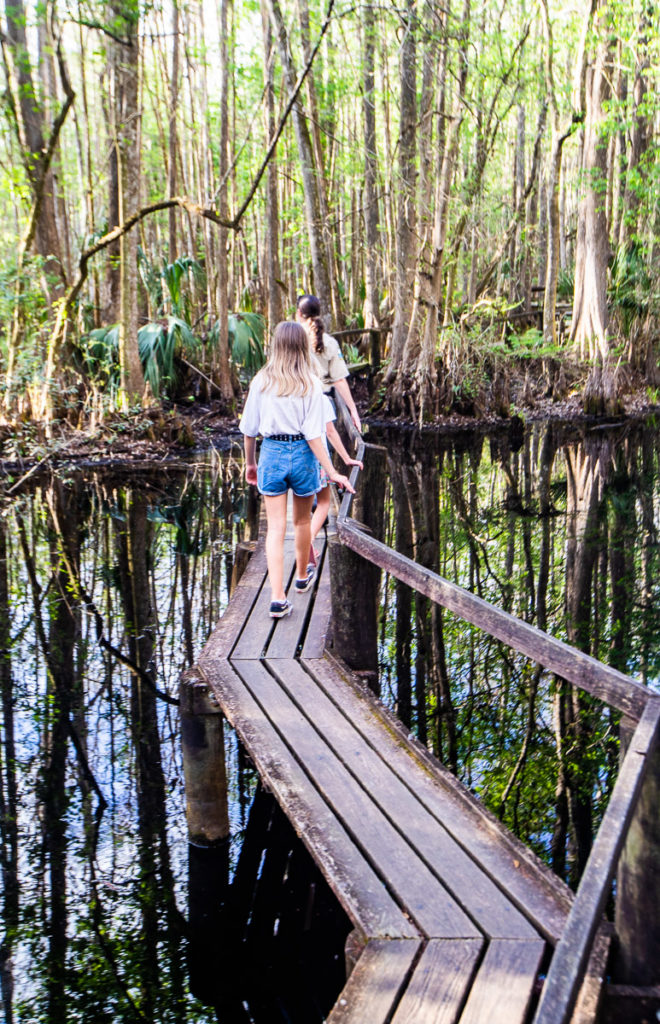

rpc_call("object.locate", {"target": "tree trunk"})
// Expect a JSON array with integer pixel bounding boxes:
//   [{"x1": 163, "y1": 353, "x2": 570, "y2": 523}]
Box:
[
  {"x1": 362, "y1": 2, "x2": 380, "y2": 332},
  {"x1": 113, "y1": 5, "x2": 149, "y2": 408},
  {"x1": 385, "y1": 0, "x2": 417, "y2": 380},
  {"x1": 298, "y1": 0, "x2": 341, "y2": 323},
  {"x1": 168, "y1": 0, "x2": 180, "y2": 260},
  {"x1": 213, "y1": 0, "x2": 237, "y2": 406},
  {"x1": 541, "y1": 0, "x2": 596, "y2": 353},
  {"x1": 2, "y1": 0, "x2": 66, "y2": 294},
  {"x1": 265, "y1": 0, "x2": 334, "y2": 320},
  {"x1": 261, "y1": 0, "x2": 283, "y2": 335},
  {"x1": 618, "y1": 6, "x2": 651, "y2": 247},
  {"x1": 571, "y1": 6, "x2": 613, "y2": 365}
]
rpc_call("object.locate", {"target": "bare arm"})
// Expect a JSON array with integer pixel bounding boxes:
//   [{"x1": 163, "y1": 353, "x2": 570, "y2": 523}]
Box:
[
  {"x1": 326, "y1": 421, "x2": 363, "y2": 469},
  {"x1": 332, "y1": 377, "x2": 361, "y2": 433},
  {"x1": 307, "y1": 436, "x2": 355, "y2": 493},
  {"x1": 244, "y1": 435, "x2": 258, "y2": 485}
]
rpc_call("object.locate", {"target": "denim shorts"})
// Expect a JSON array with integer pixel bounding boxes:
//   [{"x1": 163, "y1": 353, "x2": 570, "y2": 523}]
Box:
[{"x1": 257, "y1": 438, "x2": 321, "y2": 497}]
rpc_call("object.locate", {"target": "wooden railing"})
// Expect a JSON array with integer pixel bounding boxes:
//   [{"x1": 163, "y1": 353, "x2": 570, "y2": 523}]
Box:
[{"x1": 331, "y1": 388, "x2": 660, "y2": 1024}]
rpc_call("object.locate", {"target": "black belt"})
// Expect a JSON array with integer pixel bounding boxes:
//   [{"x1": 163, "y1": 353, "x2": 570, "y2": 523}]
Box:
[{"x1": 266, "y1": 433, "x2": 305, "y2": 442}]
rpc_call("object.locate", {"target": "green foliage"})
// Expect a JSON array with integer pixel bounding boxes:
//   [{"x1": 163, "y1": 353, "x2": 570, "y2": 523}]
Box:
[
  {"x1": 79, "y1": 323, "x2": 120, "y2": 397},
  {"x1": 209, "y1": 312, "x2": 266, "y2": 378},
  {"x1": 138, "y1": 251, "x2": 205, "y2": 321},
  {"x1": 140, "y1": 316, "x2": 200, "y2": 394},
  {"x1": 556, "y1": 267, "x2": 574, "y2": 301},
  {"x1": 161, "y1": 256, "x2": 205, "y2": 319},
  {"x1": 0, "y1": 255, "x2": 49, "y2": 370},
  {"x1": 609, "y1": 241, "x2": 657, "y2": 335},
  {"x1": 342, "y1": 341, "x2": 360, "y2": 364},
  {"x1": 79, "y1": 317, "x2": 201, "y2": 397}
]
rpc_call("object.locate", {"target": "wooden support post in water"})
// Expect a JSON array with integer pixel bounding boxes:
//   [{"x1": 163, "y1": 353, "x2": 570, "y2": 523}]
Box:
[
  {"x1": 329, "y1": 443, "x2": 387, "y2": 690},
  {"x1": 180, "y1": 667, "x2": 230, "y2": 845},
  {"x1": 230, "y1": 539, "x2": 256, "y2": 595},
  {"x1": 180, "y1": 667, "x2": 230, "y2": 1003},
  {"x1": 614, "y1": 713, "x2": 660, "y2": 986}
]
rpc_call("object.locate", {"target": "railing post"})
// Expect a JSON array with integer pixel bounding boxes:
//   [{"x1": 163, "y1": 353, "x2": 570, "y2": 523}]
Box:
[
  {"x1": 180, "y1": 668, "x2": 230, "y2": 1002},
  {"x1": 614, "y1": 713, "x2": 660, "y2": 986},
  {"x1": 329, "y1": 443, "x2": 387, "y2": 692},
  {"x1": 369, "y1": 328, "x2": 381, "y2": 372}
]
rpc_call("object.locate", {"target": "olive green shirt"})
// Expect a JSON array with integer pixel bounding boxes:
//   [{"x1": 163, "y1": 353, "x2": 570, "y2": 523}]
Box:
[{"x1": 311, "y1": 333, "x2": 350, "y2": 389}]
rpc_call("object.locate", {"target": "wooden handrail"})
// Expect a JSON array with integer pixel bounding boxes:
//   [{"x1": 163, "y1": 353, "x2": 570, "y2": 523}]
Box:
[
  {"x1": 335, "y1": 520, "x2": 648, "y2": 721},
  {"x1": 332, "y1": 326, "x2": 390, "y2": 339},
  {"x1": 532, "y1": 698, "x2": 660, "y2": 1024}
]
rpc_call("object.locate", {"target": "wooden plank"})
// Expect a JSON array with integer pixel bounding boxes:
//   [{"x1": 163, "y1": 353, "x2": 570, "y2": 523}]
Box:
[
  {"x1": 234, "y1": 658, "x2": 480, "y2": 939},
  {"x1": 533, "y1": 699, "x2": 660, "y2": 1024},
  {"x1": 335, "y1": 520, "x2": 649, "y2": 721},
  {"x1": 271, "y1": 659, "x2": 538, "y2": 940},
  {"x1": 234, "y1": 536, "x2": 268, "y2": 583},
  {"x1": 459, "y1": 939, "x2": 546, "y2": 1024},
  {"x1": 301, "y1": 555, "x2": 332, "y2": 659},
  {"x1": 231, "y1": 541, "x2": 296, "y2": 659},
  {"x1": 199, "y1": 658, "x2": 418, "y2": 939},
  {"x1": 266, "y1": 539, "x2": 327, "y2": 660},
  {"x1": 327, "y1": 939, "x2": 420, "y2": 1024},
  {"x1": 197, "y1": 541, "x2": 268, "y2": 661},
  {"x1": 391, "y1": 939, "x2": 483, "y2": 1024},
  {"x1": 304, "y1": 654, "x2": 571, "y2": 943},
  {"x1": 199, "y1": 580, "x2": 264, "y2": 662}
]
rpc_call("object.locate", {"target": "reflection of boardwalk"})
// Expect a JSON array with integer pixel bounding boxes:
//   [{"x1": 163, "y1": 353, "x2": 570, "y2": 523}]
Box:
[{"x1": 197, "y1": 527, "x2": 600, "y2": 1023}]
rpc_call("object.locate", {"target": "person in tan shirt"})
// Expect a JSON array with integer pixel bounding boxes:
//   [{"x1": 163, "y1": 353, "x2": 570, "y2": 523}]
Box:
[{"x1": 295, "y1": 294, "x2": 362, "y2": 432}]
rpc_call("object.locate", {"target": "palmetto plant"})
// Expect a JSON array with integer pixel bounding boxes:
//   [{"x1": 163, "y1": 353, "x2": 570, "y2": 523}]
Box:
[
  {"x1": 208, "y1": 312, "x2": 266, "y2": 378},
  {"x1": 80, "y1": 251, "x2": 264, "y2": 399},
  {"x1": 609, "y1": 241, "x2": 656, "y2": 336},
  {"x1": 138, "y1": 250, "x2": 205, "y2": 321},
  {"x1": 138, "y1": 316, "x2": 200, "y2": 394},
  {"x1": 80, "y1": 317, "x2": 200, "y2": 397}
]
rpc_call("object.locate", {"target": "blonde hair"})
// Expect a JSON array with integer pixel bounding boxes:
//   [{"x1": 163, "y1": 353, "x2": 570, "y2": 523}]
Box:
[{"x1": 257, "y1": 321, "x2": 317, "y2": 396}]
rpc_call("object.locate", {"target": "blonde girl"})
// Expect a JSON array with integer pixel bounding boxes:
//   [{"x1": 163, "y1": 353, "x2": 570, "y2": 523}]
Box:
[{"x1": 240, "y1": 321, "x2": 354, "y2": 618}]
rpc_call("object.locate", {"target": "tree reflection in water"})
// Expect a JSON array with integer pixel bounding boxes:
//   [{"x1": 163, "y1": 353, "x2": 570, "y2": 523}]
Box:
[
  {"x1": 374, "y1": 419, "x2": 660, "y2": 887},
  {"x1": 0, "y1": 451, "x2": 346, "y2": 1023}
]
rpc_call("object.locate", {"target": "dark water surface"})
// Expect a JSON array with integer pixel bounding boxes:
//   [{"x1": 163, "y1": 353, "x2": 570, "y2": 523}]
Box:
[
  {"x1": 370, "y1": 416, "x2": 660, "y2": 886},
  {"x1": 1, "y1": 417, "x2": 659, "y2": 1021}
]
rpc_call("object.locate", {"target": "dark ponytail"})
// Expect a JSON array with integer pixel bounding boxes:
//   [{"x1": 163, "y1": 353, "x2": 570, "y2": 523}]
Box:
[{"x1": 297, "y1": 293, "x2": 325, "y2": 354}]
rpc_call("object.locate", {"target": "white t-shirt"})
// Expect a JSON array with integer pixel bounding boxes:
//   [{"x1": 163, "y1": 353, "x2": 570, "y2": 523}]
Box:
[{"x1": 239, "y1": 373, "x2": 326, "y2": 439}]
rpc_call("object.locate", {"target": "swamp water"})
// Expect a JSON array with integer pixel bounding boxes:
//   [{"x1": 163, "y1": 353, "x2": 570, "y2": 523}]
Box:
[{"x1": 0, "y1": 417, "x2": 659, "y2": 1022}]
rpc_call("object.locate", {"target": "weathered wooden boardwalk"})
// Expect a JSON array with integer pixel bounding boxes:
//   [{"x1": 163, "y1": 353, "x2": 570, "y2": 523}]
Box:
[{"x1": 196, "y1": 521, "x2": 609, "y2": 1023}]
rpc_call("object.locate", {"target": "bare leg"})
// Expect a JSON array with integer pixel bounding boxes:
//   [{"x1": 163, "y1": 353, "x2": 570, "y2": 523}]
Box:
[
  {"x1": 292, "y1": 493, "x2": 315, "y2": 580},
  {"x1": 310, "y1": 486, "x2": 331, "y2": 550},
  {"x1": 263, "y1": 493, "x2": 288, "y2": 601}
]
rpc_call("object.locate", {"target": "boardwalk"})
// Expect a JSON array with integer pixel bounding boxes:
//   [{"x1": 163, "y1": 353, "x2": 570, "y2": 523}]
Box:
[{"x1": 196, "y1": 522, "x2": 606, "y2": 1023}]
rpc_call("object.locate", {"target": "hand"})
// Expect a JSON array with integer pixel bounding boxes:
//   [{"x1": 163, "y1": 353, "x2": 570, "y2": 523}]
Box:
[
  {"x1": 351, "y1": 410, "x2": 362, "y2": 432},
  {"x1": 330, "y1": 470, "x2": 355, "y2": 494},
  {"x1": 246, "y1": 463, "x2": 258, "y2": 486},
  {"x1": 344, "y1": 457, "x2": 363, "y2": 470}
]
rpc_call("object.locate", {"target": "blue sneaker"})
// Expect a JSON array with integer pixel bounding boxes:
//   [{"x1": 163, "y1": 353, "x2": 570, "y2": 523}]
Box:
[
  {"x1": 294, "y1": 567, "x2": 316, "y2": 594},
  {"x1": 269, "y1": 599, "x2": 292, "y2": 618}
]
